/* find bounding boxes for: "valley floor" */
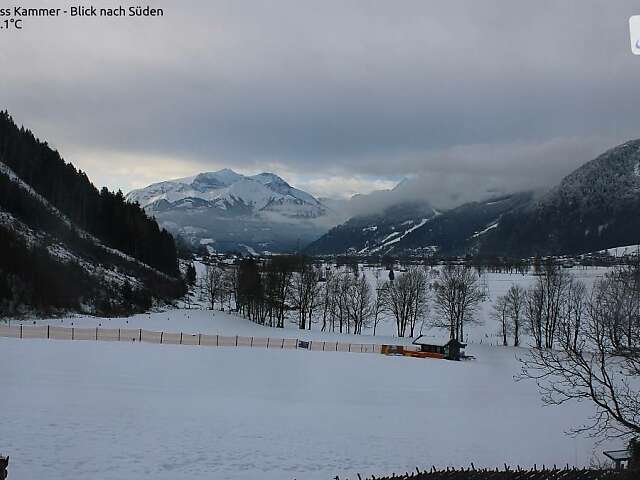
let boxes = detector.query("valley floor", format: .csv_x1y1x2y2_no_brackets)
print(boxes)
0,266,619,479
1,336,607,480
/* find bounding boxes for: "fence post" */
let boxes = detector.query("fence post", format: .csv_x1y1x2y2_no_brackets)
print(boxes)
95,327,98,341
160,331,163,344
71,327,74,341
198,333,201,346
250,336,253,347
139,329,142,342
180,332,183,345
348,343,351,353
281,338,285,349
118,328,121,341
47,325,50,339
322,341,325,351
336,341,339,351
235,335,238,347
216,334,219,347
267,338,270,349
20,324,22,339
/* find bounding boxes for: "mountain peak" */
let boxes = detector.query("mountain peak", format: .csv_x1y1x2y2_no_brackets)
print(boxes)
126,168,326,216
124,168,331,254
193,169,243,187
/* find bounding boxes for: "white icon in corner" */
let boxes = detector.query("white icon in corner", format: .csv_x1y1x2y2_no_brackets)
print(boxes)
630,16,640,54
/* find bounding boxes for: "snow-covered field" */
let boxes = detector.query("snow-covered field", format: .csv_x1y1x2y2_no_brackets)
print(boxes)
2,338,604,480
0,266,618,479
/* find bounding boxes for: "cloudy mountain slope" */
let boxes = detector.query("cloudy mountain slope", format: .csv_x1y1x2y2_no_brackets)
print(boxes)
480,139,640,256
306,193,533,256
395,192,535,255
126,169,337,254
308,140,640,258
305,200,435,255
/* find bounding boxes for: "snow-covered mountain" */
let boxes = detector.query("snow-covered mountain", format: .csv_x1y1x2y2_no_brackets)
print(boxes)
310,140,640,258
306,193,533,256
126,169,338,254
480,139,640,256
127,169,326,218
305,200,436,256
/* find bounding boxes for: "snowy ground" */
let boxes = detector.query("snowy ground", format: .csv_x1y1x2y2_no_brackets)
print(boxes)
1,338,607,480
1,266,619,479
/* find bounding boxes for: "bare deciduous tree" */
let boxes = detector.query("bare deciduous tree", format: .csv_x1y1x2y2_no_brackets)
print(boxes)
495,284,527,347
346,273,375,334
526,264,570,349
382,267,429,337
494,294,509,346
520,264,640,440
204,264,225,310
432,265,483,342
291,263,321,330
505,284,526,347
558,278,586,351
371,269,385,336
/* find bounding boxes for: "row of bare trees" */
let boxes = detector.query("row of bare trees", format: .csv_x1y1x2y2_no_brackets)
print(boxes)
509,262,640,442
493,264,587,349
198,257,486,339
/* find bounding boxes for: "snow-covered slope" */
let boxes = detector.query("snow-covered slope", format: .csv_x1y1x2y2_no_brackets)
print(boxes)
307,193,533,256
481,139,640,256
312,139,640,258
127,169,326,218
0,160,182,315
305,201,437,256
126,169,335,254
0,161,169,278
127,169,340,253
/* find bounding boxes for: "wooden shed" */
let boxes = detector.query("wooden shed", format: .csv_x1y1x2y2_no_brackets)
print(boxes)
411,335,466,361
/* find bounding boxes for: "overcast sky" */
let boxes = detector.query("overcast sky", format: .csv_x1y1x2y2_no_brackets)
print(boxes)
2,0,640,207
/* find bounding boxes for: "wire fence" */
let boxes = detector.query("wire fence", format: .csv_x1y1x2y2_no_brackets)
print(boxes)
0,324,417,355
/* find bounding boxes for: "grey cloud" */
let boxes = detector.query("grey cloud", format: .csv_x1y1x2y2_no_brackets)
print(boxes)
2,0,639,207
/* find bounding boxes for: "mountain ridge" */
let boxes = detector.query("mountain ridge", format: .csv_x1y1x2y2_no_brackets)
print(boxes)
126,168,336,254
309,139,640,258
479,139,640,256
127,168,326,217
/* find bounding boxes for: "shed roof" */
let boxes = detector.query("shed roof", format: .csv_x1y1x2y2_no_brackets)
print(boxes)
603,449,631,461
412,334,466,347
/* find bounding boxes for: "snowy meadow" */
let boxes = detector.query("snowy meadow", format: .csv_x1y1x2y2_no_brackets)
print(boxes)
0,265,620,479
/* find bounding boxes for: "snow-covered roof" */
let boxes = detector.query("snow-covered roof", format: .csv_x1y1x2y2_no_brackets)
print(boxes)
412,333,464,347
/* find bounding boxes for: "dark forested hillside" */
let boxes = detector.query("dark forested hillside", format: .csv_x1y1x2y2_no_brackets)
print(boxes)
480,140,640,256
305,201,435,255
308,139,640,258
0,111,178,276
305,194,533,256
0,111,185,316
